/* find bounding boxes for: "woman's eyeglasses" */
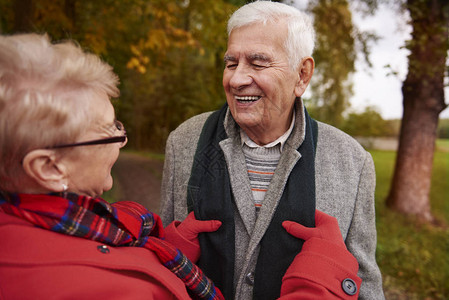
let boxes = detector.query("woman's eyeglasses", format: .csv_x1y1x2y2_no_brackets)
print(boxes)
46,120,127,149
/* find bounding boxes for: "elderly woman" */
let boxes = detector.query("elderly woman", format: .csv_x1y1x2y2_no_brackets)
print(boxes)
0,33,361,300
0,33,224,300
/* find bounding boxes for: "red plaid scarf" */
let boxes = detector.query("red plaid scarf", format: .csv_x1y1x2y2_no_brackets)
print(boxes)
0,191,224,300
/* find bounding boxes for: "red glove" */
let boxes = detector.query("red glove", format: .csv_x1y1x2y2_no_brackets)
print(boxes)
164,212,221,262
280,211,361,299
282,210,345,247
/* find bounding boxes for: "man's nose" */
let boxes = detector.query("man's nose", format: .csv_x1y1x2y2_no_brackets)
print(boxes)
229,64,253,89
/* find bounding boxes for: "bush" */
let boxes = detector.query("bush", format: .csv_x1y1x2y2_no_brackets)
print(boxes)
438,118,449,139
341,106,398,137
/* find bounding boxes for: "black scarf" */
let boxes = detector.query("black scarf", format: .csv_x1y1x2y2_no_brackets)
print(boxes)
187,103,317,299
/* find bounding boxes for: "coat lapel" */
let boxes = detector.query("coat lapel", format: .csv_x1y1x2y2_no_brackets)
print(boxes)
220,138,256,236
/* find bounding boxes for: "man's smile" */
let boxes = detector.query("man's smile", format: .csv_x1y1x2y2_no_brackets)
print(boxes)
235,95,262,103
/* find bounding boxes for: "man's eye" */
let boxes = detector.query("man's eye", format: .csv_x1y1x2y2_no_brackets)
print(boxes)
252,63,267,69
226,63,238,69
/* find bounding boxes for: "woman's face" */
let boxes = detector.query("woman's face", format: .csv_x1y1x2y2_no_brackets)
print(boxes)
62,92,126,198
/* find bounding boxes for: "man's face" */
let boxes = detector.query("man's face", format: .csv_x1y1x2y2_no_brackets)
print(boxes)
223,21,301,143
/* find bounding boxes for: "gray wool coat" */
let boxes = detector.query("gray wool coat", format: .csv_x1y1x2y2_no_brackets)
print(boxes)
160,102,385,300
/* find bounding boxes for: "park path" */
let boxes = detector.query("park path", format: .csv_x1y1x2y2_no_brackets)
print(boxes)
111,152,164,213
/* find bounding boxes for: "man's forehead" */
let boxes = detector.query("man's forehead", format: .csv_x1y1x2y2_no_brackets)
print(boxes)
225,27,286,59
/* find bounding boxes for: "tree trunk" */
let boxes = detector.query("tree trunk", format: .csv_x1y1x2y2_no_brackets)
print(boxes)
386,0,448,221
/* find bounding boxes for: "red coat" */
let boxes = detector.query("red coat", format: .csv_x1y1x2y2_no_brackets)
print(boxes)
279,238,361,299
1,211,360,299
0,212,191,300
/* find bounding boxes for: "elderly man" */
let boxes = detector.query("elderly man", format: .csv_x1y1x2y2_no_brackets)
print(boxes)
160,1,384,299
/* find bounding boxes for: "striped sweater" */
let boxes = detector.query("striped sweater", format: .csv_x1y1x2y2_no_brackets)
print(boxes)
240,115,295,213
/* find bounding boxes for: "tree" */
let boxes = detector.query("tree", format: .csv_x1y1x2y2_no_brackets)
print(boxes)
386,0,448,221
0,0,240,151
120,0,237,150
307,0,356,127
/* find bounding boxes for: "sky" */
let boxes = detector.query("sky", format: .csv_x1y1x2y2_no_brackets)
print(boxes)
293,1,449,120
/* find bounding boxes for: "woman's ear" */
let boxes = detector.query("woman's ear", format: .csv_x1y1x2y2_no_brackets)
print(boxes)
294,57,315,97
22,149,67,192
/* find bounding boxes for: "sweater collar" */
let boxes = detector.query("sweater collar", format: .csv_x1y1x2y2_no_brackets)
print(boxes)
239,113,295,152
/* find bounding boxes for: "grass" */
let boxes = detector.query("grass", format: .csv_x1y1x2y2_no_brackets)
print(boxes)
436,139,449,152
370,145,449,299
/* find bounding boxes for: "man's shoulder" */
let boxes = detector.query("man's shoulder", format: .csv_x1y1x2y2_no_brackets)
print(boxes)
170,111,213,137
166,111,214,148
316,121,367,157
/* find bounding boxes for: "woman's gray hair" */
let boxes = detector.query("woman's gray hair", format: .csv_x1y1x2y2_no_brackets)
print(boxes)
0,33,119,190
227,0,315,69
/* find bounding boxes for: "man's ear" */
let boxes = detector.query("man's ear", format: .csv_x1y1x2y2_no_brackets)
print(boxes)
22,149,67,192
294,57,314,97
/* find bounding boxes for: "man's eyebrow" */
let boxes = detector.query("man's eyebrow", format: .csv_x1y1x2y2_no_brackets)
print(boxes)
248,53,271,62
223,53,272,63
224,54,236,63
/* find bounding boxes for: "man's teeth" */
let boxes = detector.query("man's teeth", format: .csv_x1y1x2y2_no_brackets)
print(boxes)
235,96,261,102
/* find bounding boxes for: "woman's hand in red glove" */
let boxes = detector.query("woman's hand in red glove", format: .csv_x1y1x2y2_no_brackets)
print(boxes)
164,212,221,262
280,210,361,299
282,210,345,246
176,212,222,242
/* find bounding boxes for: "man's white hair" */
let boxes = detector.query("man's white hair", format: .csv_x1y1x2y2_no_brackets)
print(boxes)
227,0,315,69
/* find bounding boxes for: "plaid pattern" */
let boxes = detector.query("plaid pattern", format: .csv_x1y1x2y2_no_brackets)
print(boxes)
0,191,223,300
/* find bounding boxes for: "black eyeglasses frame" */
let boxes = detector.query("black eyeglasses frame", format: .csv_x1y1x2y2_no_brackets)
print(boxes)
46,135,127,149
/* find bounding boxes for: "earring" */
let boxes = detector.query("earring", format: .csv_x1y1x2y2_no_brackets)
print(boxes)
62,183,68,192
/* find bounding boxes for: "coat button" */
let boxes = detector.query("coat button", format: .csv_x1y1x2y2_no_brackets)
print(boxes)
97,245,110,254
342,278,357,295
245,272,255,286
